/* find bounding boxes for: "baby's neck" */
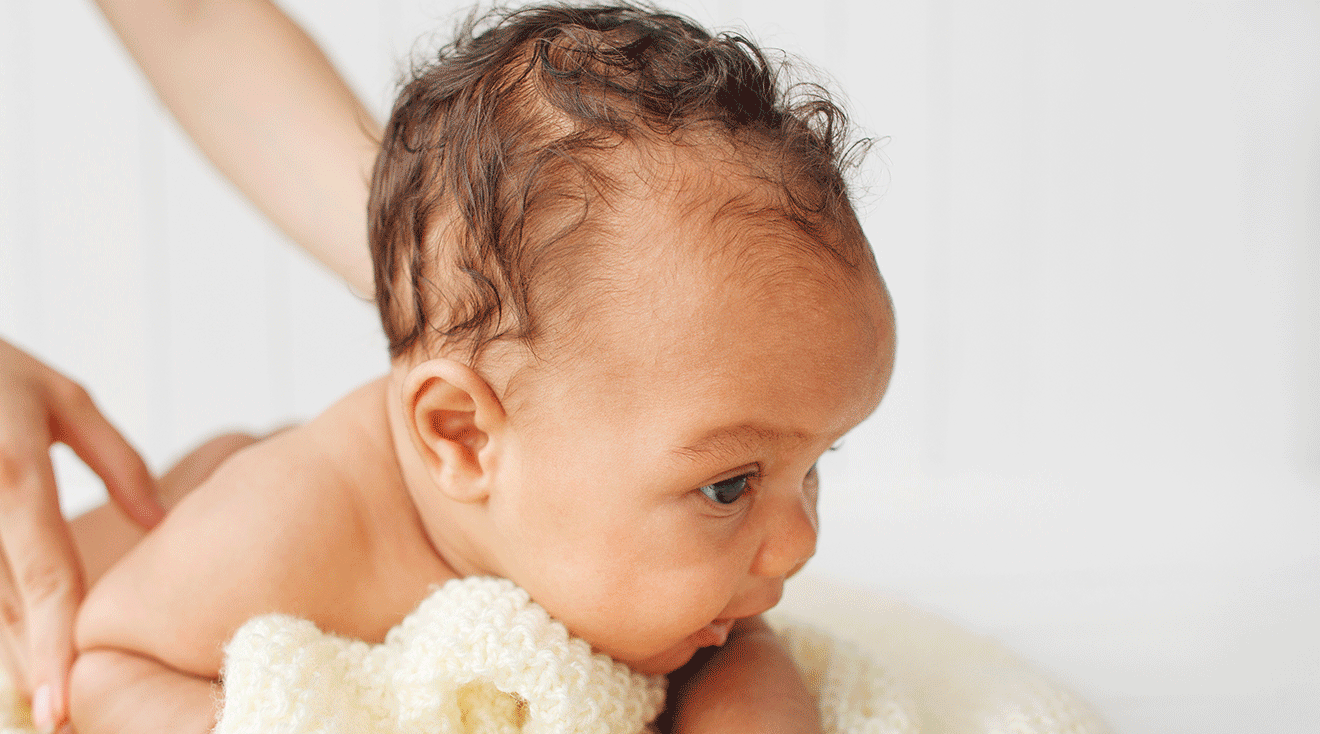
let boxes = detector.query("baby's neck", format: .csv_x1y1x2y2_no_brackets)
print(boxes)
382,369,492,580
308,379,431,553
287,377,463,626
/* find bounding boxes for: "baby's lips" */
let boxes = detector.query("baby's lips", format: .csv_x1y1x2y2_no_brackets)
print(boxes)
689,619,736,648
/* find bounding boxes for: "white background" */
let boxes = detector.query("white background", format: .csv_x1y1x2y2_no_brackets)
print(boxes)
2,1,1318,731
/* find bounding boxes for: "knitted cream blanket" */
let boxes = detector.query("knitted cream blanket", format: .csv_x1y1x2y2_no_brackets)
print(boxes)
0,576,1111,734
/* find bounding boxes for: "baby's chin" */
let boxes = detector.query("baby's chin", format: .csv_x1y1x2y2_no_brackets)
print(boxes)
627,644,700,676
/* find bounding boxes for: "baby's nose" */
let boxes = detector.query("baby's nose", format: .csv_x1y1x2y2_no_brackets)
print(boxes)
750,489,818,580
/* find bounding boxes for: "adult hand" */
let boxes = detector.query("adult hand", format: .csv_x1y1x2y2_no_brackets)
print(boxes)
0,337,162,729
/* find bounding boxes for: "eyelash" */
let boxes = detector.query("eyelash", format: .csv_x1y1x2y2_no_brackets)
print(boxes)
698,470,759,506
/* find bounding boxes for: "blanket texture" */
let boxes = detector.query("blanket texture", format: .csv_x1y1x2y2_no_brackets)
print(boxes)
0,576,1110,734
215,577,665,734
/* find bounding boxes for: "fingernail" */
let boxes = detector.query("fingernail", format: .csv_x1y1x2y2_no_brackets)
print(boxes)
32,683,53,733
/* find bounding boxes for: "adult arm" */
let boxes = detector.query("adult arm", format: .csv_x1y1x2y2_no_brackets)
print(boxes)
91,0,380,296
0,338,162,731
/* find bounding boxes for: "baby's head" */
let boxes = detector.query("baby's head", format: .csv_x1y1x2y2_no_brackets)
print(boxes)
371,3,895,674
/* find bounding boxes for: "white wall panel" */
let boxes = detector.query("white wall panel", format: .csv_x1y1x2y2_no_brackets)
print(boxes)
0,0,33,338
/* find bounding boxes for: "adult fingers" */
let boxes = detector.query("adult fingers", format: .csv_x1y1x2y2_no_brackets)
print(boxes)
0,446,79,730
46,378,162,530
0,633,28,699
0,553,32,696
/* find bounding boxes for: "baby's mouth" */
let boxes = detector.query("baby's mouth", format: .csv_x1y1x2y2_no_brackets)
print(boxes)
688,619,736,648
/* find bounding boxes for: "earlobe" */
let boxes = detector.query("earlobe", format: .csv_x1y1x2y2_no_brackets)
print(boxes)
401,359,506,503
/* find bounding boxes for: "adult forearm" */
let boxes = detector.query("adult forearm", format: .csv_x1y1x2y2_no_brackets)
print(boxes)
92,0,379,295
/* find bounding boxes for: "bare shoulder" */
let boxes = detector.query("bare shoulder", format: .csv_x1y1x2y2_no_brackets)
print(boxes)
76,392,385,679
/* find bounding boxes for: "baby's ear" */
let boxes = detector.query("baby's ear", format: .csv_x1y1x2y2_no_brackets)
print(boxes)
401,359,506,503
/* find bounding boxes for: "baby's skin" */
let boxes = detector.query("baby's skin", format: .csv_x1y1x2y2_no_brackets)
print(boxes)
69,167,896,733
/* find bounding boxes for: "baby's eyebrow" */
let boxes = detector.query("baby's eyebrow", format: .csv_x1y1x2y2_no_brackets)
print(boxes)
671,423,809,462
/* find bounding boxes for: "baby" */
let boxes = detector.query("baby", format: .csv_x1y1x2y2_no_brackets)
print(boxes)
68,4,895,733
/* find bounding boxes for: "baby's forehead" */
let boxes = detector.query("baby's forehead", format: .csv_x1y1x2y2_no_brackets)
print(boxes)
509,199,892,430
487,136,885,391
592,186,878,332
497,165,891,426
603,156,865,292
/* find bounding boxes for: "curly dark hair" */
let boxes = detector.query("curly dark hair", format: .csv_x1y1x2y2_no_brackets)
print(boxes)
369,2,871,361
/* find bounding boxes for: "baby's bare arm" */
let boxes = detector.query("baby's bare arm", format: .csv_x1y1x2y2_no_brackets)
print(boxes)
70,648,217,734
68,433,263,734
71,432,261,587
70,435,372,732
70,522,240,731
667,616,821,734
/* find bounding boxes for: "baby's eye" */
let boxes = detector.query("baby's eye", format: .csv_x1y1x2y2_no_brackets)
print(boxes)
699,475,749,505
